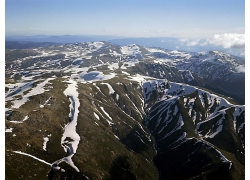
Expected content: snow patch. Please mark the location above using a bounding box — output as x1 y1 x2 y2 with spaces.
54 79 80 172
100 107 112 120
94 112 100 120
100 83 115 94
5 128 13 132
10 78 54 109
43 137 49 151
121 44 141 56
12 151 52 166
79 71 116 82
122 71 130 75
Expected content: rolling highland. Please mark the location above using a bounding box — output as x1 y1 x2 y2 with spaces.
5 41 245 180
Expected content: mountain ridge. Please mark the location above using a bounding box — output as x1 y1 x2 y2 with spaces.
142 79 244 179
5 41 245 179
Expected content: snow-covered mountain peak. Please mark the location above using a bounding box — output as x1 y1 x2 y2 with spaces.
121 44 141 55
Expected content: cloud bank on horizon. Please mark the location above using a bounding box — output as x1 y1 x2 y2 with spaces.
180 33 244 49
178 33 245 57
204 33 245 49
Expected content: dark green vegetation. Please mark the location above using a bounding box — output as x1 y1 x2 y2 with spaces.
5 77 159 180
72 77 158 179
6 78 70 179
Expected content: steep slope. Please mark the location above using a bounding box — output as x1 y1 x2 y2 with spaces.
145 48 245 102
142 80 245 179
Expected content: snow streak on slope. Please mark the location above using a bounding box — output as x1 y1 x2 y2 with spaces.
12 151 52 166
233 106 245 132
141 78 244 179
94 112 100 120
158 115 184 141
142 79 245 151
100 106 114 126
100 83 115 94
52 79 80 172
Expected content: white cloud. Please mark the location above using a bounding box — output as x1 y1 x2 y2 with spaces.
235 65 245 73
179 38 201 47
204 33 245 49
186 40 200 46
179 38 188 43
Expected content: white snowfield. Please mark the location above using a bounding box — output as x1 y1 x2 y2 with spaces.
146 47 167 53
121 44 141 56
128 74 156 83
6 78 55 110
6 42 244 91
51 79 81 172
108 62 119 70
52 154 79 172
5 80 38 100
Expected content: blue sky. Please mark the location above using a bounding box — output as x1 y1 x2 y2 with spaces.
3 0 247 57
5 0 245 38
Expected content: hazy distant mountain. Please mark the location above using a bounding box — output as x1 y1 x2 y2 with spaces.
5 41 61 49
5 35 244 57
5 35 122 43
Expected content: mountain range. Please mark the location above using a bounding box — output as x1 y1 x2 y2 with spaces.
5 34 245 58
5 41 245 179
